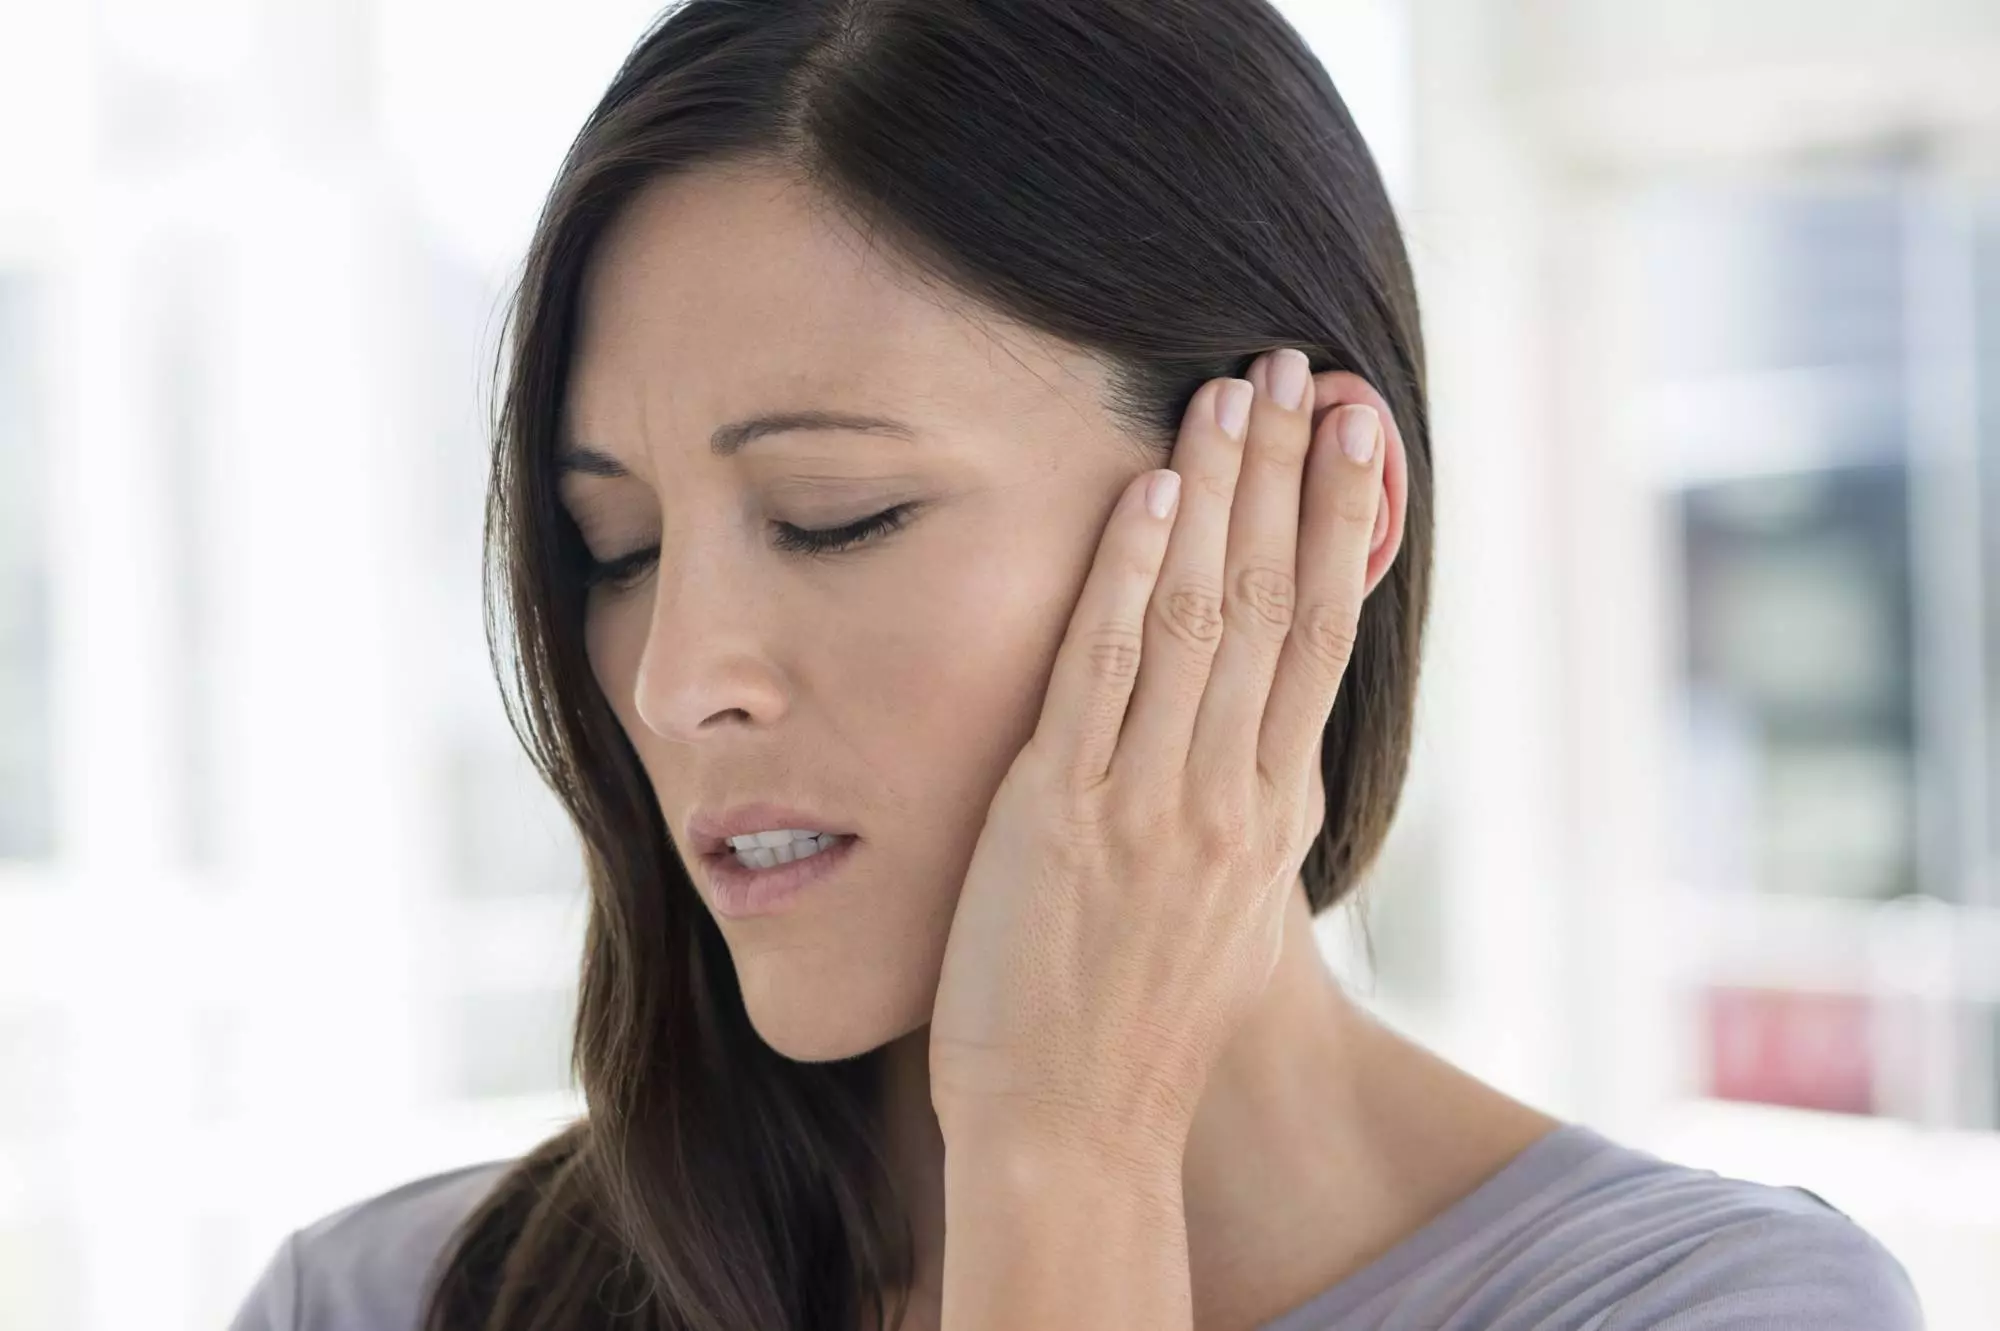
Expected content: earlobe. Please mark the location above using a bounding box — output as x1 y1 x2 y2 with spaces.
1309 370 1408 599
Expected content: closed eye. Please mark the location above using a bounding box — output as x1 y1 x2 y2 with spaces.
579 502 921 592
769 502 918 556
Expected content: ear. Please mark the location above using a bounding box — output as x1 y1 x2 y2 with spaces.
1308 371 1408 600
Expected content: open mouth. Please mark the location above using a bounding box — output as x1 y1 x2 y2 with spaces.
715 830 854 871
701 833 861 918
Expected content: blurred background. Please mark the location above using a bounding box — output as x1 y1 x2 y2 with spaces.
1 0 1997 1327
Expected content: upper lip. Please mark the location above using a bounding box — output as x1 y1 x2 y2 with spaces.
686 802 855 857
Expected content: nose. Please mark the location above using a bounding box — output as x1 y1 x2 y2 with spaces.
629 564 790 742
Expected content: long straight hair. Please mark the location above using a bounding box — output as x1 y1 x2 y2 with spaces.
422 1 1434 1327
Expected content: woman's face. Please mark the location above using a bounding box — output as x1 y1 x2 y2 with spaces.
561 162 1152 1061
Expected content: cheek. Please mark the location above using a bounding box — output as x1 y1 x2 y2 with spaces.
847 515 1089 804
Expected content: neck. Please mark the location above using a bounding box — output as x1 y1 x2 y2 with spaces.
872 881 1561 1331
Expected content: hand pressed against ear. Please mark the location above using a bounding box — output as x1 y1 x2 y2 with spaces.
1110 364 1389 830
927 348 1390 1167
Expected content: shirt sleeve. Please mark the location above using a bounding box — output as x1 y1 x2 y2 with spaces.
224 1230 301 1331
1603 1209 1926 1331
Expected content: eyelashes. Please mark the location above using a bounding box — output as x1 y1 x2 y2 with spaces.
578 545 657 593
578 502 921 593
770 501 918 557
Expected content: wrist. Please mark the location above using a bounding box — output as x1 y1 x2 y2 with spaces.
941 1103 1186 1204
938 1105 1194 1330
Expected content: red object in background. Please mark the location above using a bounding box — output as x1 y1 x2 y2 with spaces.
1704 985 1875 1115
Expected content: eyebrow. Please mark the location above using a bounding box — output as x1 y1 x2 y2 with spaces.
557 409 919 478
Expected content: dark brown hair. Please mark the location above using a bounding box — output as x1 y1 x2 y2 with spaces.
422 0 1434 1327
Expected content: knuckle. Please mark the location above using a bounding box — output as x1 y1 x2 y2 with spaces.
1253 428 1311 470
1231 563 1297 632
1155 579 1225 646
1296 599 1360 674
1083 624 1145 685
1051 792 1113 845
1186 779 1253 850
1040 741 1114 814
1049 758 1106 810
1197 804 1253 861
1194 471 1236 505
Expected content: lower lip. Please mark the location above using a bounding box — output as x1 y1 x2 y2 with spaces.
703 835 860 919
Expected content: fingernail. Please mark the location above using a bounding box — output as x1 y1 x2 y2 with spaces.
1146 469 1181 519
1269 349 1309 411
1338 405 1379 464
1215 380 1253 441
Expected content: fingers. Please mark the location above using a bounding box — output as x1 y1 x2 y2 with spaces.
1182 348 1318 789
1102 372 1253 791
1033 355 1389 817
1256 399 1383 797
1031 462 1184 789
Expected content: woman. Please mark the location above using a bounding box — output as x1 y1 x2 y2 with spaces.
227 1 1923 1328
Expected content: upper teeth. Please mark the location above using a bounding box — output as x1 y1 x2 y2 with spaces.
725 828 829 849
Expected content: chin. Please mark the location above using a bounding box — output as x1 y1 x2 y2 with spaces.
733 956 933 1064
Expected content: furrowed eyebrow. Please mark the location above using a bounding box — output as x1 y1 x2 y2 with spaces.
558 410 919 478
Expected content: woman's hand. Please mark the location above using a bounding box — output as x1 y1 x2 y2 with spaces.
926 347 1389 1176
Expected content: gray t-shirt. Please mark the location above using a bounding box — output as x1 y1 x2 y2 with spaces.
225 1121 1925 1330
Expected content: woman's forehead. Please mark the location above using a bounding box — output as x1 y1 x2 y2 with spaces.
564 172 1117 476
575 167 960 373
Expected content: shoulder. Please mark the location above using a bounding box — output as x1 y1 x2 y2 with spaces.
1485 1127 1925 1330
1597 1197 1924 1330
225 1158 517 1331
1294 1123 1926 1331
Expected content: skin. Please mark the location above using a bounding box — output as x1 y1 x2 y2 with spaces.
561 161 1561 1331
